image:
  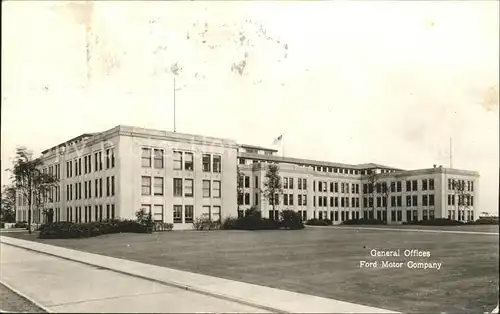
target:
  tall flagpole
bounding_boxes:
[173,78,176,133]
[449,137,452,168]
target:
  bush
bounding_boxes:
[305,218,332,226]
[468,217,499,225]
[403,218,464,226]
[342,219,386,225]
[280,210,305,230]
[14,221,28,229]
[193,217,220,230]
[221,215,280,230]
[38,219,150,239]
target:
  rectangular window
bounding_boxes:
[429,194,435,206]
[423,195,428,206]
[317,181,321,192]
[203,180,211,197]
[153,205,164,222]
[412,195,418,206]
[213,155,221,173]
[99,152,103,170]
[111,149,115,168]
[173,205,182,223]
[289,178,294,189]
[106,149,110,169]
[84,181,88,199]
[397,181,402,192]
[406,181,411,192]
[185,205,194,223]
[152,149,164,169]
[111,176,115,196]
[184,179,194,197]
[173,151,183,170]
[422,179,428,191]
[154,177,164,196]
[106,177,110,196]
[298,195,302,206]
[99,204,103,221]
[391,196,396,207]
[202,154,211,172]
[84,156,88,174]
[406,196,411,207]
[173,178,182,196]
[106,204,110,220]
[213,180,221,198]
[318,196,322,207]
[141,148,151,167]
[390,182,396,193]
[255,176,259,189]
[245,193,250,205]
[412,180,418,191]
[212,205,221,222]
[95,179,98,198]
[255,193,259,205]
[184,152,194,171]
[141,176,151,195]
[245,176,250,188]
[303,179,307,190]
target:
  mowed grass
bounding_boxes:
[5,226,499,313]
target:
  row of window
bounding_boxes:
[314,196,361,208]
[44,164,61,180]
[141,177,222,198]
[447,194,474,206]
[363,179,435,194]
[314,181,360,194]
[65,148,115,178]
[65,204,116,222]
[448,179,475,192]
[142,149,222,173]
[65,177,115,201]
[448,210,474,221]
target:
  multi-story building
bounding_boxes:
[15,125,479,227]
[237,145,479,224]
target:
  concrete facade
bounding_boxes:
[15,125,479,227]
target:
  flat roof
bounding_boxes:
[239,144,278,152]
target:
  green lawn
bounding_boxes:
[5,226,499,313]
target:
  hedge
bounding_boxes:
[221,216,281,230]
[403,218,464,226]
[305,218,333,226]
[38,219,151,239]
[342,219,386,225]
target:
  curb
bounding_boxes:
[1,240,288,314]
[0,279,53,313]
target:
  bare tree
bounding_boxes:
[451,179,473,221]
[7,147,58,233]
[262,164,283,220]
[380,181,391,224]
[237,167,244,217]
[366,170,379,219]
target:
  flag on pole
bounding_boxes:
[273,134,283,145]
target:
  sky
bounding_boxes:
[2,1,499,214]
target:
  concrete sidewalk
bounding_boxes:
[0,236,399,313]
[0,244,269,313]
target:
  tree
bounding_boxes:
[366,170,379,219]
[1,185,16,223]
[451,179,473,221]
[262,164,283,220]
[237,167,244,217]
[7,147,58,233]
[380,181,391,224]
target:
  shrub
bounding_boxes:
[221,217,239,230]
[280,210,305,230]
[193,217,220,230]
[342,219,386,225]
[135,208,154,232]
[468,217,499,225]
[402,219,464,226]
[38,219,150,239]
[305,218,332,226]
[221,215,280,230]
[153,222,174,231]
[14,221,28,229]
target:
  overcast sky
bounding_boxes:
[2,1,498,214]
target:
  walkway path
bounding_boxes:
[1,236,398,313]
